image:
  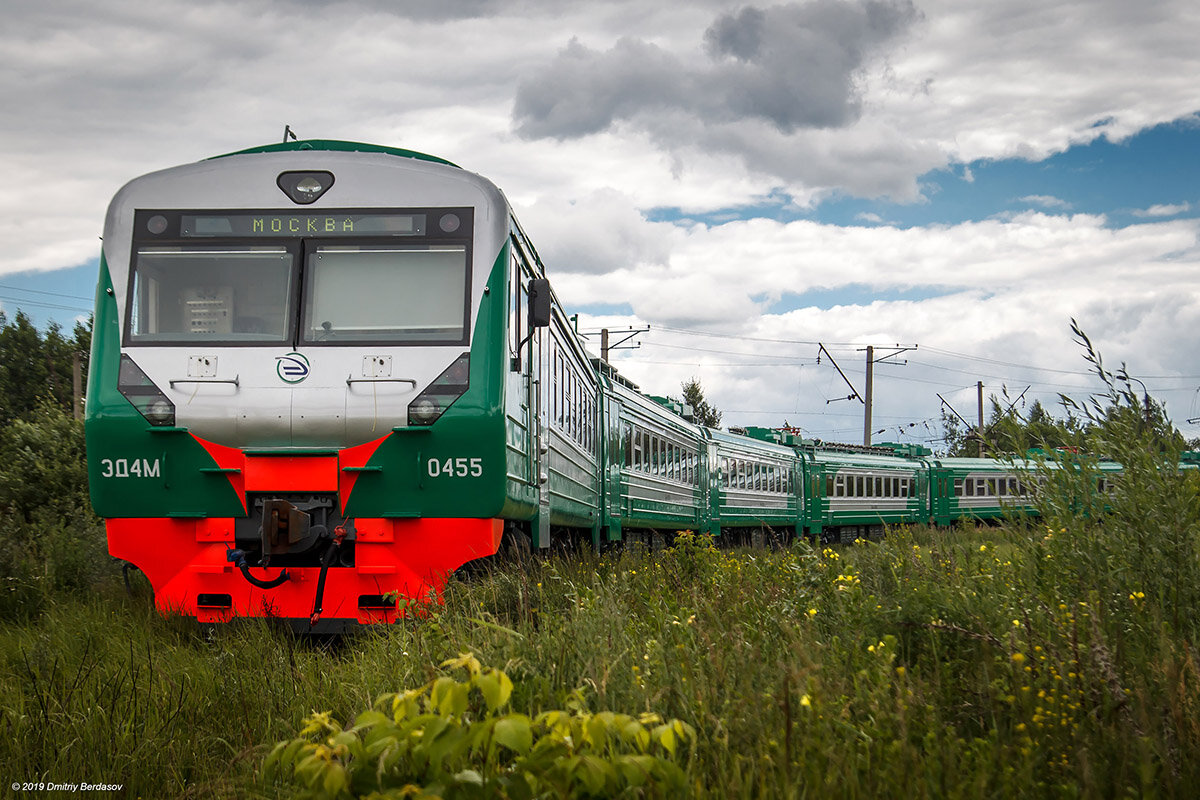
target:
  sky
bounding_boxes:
[3,0,1199,447]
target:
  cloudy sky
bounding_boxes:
[3,0,1199,446]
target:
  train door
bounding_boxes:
[807,461,825,539]
[601,395,623,542]
[928,464,948,525]
[702,437,720,537]
[528,280,552,549]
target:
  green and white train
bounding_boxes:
[86,140,1115,631]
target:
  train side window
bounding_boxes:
[509,251,521,361]
[828,475,837,496]
[953,478,963,496]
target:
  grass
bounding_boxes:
[2,498,1200,798]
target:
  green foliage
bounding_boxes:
[1034,322,1200,639]
[263,652,694,799]
[939,322,1188,459]
[0,309,90,427]
[0,313,101,622]
[680,377,722,428]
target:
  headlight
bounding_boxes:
[118,355,176,427]
[407,353,469,427]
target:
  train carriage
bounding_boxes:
[802,444,928,540]
[707,428,802,545]
[608,385,707,540]
[931,456,1047,524]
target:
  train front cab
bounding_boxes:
[86,143,528,629]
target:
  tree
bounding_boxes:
[681,377,722,428]
[0,310,91,426]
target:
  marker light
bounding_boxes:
[277,171,334,205]
[407,353,470,427]
[118,355,175,427]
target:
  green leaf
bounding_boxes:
[653,724,677,756]
[475,669,514,712]
[352,710,390,731]
[620,720,650,752]
[613,754,657,786]
[322,763,347,797]
[493,715,533,755]
[574,755,613,794]
[453,769,484,786]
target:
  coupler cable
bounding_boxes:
[226,548,290,589]
[309,524,348,627]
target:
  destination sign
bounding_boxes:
[179,212,427,238]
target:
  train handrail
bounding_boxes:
[169,376,240,387]
[345,376,418,387]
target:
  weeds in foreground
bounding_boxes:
[4,333,1200,795]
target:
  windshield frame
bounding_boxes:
[125,207,474,348]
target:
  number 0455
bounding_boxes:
[427,457,483,478]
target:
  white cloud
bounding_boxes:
[3,0,1200,440]
[1018,195,1071,209]
[560,211,1200,437]
[1133,202,1192,218]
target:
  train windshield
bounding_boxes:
[128,247,294,342]
[301,245,467,343]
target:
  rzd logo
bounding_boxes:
[276,353,310,384]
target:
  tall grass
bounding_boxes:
[3,377,1200,796]
[5,503,1197,798]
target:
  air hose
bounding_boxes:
[308,525,348,626]
[226,548,290,589]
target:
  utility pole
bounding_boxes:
[72,352,83,421]
[976,381,984,457]
[580,326,648,362]
[859,344,917,445]
[863,346,874,445]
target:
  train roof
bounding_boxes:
[211,139,460,168]
[706,426,797,458]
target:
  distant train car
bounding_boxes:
[608,385,707,543]
[708,427,802,545]
[805,443,929,541]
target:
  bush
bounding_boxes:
[0,402,106,621]
[263,652,694,799]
